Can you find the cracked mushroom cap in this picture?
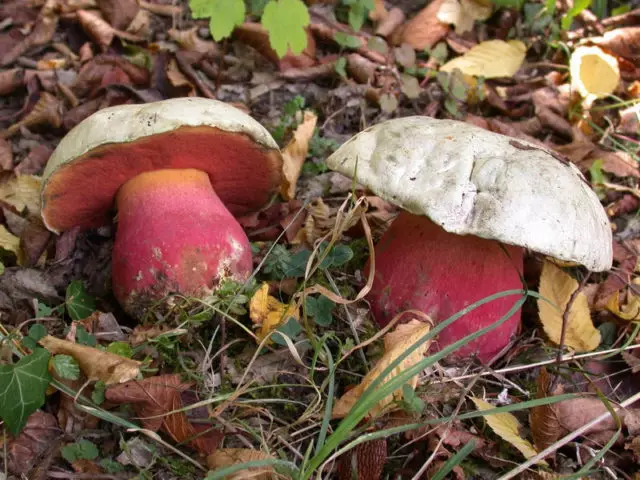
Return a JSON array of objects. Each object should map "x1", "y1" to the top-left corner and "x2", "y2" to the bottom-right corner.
[
  {"x1": 326, "y1": 116, "x2": 612, "y2": 272},
  {"x1": 41, "y1": 97, "x2": 283, "y2": 233}
]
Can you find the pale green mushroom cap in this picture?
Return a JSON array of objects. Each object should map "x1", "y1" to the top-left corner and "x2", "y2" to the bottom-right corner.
[{"x1": 326, "y1": 116, "x2": 612, "y2": 272}]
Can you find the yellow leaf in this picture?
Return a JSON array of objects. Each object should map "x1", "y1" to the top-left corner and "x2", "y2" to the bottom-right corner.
[
  {"x1": 437, "y1": 0, "x2": 492, "y2": 34},
  {"x1": 280, "y1": 111, "x2": 318, "y2": 201},
  {"x1": 606, "y1": 278, "x2": 640, "y2": 321},
  {"x1": 440, "y1": 40, "x2": 526, "y2": 78},
  {"x1": 39, "y1": 335, "x2": 141, "y2": 385},
  {"x1": 332, "y1": 319, "x2": 432, "y2": 419},
  {"x1": 537, "y1": 261, "x2": 601, "y2": 352},
  {"x1": 249, "y1": 283, "x2": 299, "y2": 343},
  {"x1": 0, "y1": 225, "x2": 22, "y2": 264},
  {"x1": 471, "y1": 397, "x2": 544, "y2": 462},
  {"x1": 570, "y1": 46, "x2": 620, "y2": 102},
  {"x1": 207, "y1": 448, "x2": 276, "y2": 480},
  {"x1": 0, "y1": 174, "x2": 42, "y2": 215}
]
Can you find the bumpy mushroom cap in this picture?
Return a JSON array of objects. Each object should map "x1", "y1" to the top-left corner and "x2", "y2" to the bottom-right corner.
[
  {"x1": 41, "y1": 97, "x2": 283, "y2": 233},
  {"x1": 327, "y1": 116, "x2": 612, "y2": 271}
]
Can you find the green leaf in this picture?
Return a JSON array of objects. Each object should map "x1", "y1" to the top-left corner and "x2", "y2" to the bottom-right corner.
[
  {"x1": 92, "y1": 381, "x2": 106, "y2": 405},
  {"x1": 0, "y1": 348, "x2": 51, "y2": 435},
  {"x1": 335, "y1": 56, "x2": 347, "y2": 78},
  {"x1": 261, "y1": 0, "x2": 310, "y2": 57},
  {"x1": 319, "y1": 244, "x2": 354, "y2": 269},
  {"x1": 100, "y1": 458, "x2": 125, "y2": 473},
  {"x1": 52, "y1": 354, "x2": 80, "y2": 380},
  {"x1": 348, "y1": 1, "x2": 368, "y2": 31},
  {"x1": 106, "y1": 341, "x2": 133, "y2": 358},
  {"x1": 61, "y1": 439, "x2": 99, "y2": 463},
  {"x1": 333, "y1": 32, "x2": 362, "y2": 49},
  {"x1": 272, "y1": 317, "x2": 302, "y2": 345},
  {"x1": 76, "y1": 325, "x2": 97, "y2": 347},
  {"x1": 28, "y1": 324, "x2": 47, "y2": 341},
  {"x1": 65, "y1": 280, "x2": 95, "y2": 321},
  {"x1": 190, "y1": 0, "x2": 245, "y2": 41},
  {"x1": 305, "y1": 295, "x2": 335, "y2": 326},
  {"x1": 561, "y1": 0, "x2": 591, "y2": 30}
]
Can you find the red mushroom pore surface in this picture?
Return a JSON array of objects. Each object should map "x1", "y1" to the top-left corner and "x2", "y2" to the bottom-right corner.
[
  {"x1": 366, "y1": 212, "x2": 524, "y2": 362},
  {"x1": 112, "y1": 168, "x2": 252, "y2": 318}
]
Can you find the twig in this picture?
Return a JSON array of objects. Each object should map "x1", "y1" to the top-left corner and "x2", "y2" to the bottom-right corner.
[{"x1": 174, "y1": 52, "x2": 215, "y2": 98}]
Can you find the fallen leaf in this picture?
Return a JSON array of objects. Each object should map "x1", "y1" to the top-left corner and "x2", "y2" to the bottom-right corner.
[
  {"x1": 249, "y1": 283, "x2": 300, "y2": 342},
  {"x1": 7, "y1": 410, "x2": 61, "y2": 476},
  {"x1": 0, "y1": 68, "x2": 25, "y2": 96},
  {"x1": 39, "y1": 335, "x2": 141, "y2": 385},
  {"x1": 168, "y1": 27, "x2": 217, "y2": 55},
  {"x1": 369, "y1": 0, "x2": 388, "y2": 21},
  {"x1": 570, "y1": 45, "x2": 620, "y2": 102},
  {"x1": 97, "y1": 0, "x2": 139, "y2": 30},
  {"x1": 0, "y1": 6, "x2": 58, "y2": 67},
  {"x1": 606, "y1": 278, "x2": 640, "y2": 321},
  {"x1": 618, "y1": 103, "x2": 639, "y2": 136},
  {"x1": 440, "y1": 40, "x2": 526, "y2": 78},
  {"x1": 589, "y1": 26, "x2": 640, "y2": 62},
  {"x1": 530, "y1": 368, "x2": 562, "y2": 455},
  {"x1": 76, "y1": 9, "x2": 115, "y2": 49},
  {"x1": 537, "y1": 260, "x2": 601, "y2": 352},
  {"x1": 0, "y1": 174, "x2": 42, "y2": 216},
  {"x1": 1, "y1": 92, "x2": 63, "y2": 139},
  {"x1": 401, "y1": 0, "x2": 449, "y2": 50},
  {"x1": 0, "y1": 138, "x2": 13, "y2": 170},
  {"x1": 106, "y1": 374, "x2": 223, "y2": 454},
  {"x1": 332, "y1": 319, "x2": 432, "y2": 419},
  {"x1": 437, "y1": 0, "x2": 492, "y2": 34},
  {"x1": 207, "y1": 448, "x2": 276, "y2": 479},
  {"x1": 337, "y1": 439, "x2": 387, "y2": 480},
  {"x1": 15, "y1": 145, "x2": 52, "y2": 175},
  {"x1": 471, "y1": 397, "x2": 542, "y2": 462},
  {"x1": 0, "y1": 225, "x2": 21, "y2": 263},
  {"x1": 280, "y1": 111, "x2": 318, "y2": 200}
]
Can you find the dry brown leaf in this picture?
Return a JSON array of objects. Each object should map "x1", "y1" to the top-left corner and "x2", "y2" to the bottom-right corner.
[
  {"x1": 15, "y1": 145, "x2": 52, "y2": 175},
  {"x1": 440, "y1": 40, "x2": 526, "y2": 78},
  {"x1": 77, "y1": 9, "x2": 114, "y2": 49},
  {"x1": 369, "y1": 0, "x2": 388, "y2": 21},
  {"x1": 96, "y1": 0, "x2": 139, "y2": 30},
  {"x1": 332, "y1": 319, "x2": 432, "y2": 419},
  {"x1": 337, "y1": 439, "x2": 387, "y2": 480},
  {"x1": 0, "y1": 68, "x2": 25, "y2": 96},
  {"x1": 7, "y1": 410, "x2": 61, "y2": 476},
  {"x1": 249, "y1": 283, "x2": 300, "y2": 342},
  {"x1": 530, "y1": 368, "x2": 562, "y2": 455},
  {"x1": 39, "y1": 335, "x2": 141, "y2": 385},
  {"x1": 589, "y1": 26, "x2": 640, "y2": 62},
  {"x1": 0, "y1": 6, "x2": 58, "y2": 67},
  {"x1": 168, "y1": 27, "x2": 217, "y2": 55},
  {"x1": 2, "y1": 92, "x2": 63, "y2": 139},
  {"x1": 537, "y1": 260, "x2": 601, "y2": 352},
  {"x1": 280, "y1": 110, "x2": 318, "y2": 200},
  {"x1": 207, "y1": 448, "x2": 276, "y2": 479},
  {"x1": 0, "y1": 138, "x2": 13, "y2": 171},
  {"x1": 401, "y1": 0, "x2": 449, "y2": 50},
  {"x1": 106, "y1": 374, "x2": 223, "y2": 454},
  {"x1": 437, "y1": 0, "x2": 492, "y2": 34},
  {"x1": 472, "y1": 397, "x2": 543, "y2": 462},
  {"x1": 0, "y1": 174, "x2": 42, "y2": 216},
  {"x1": 570, "y1": 45, "x2": 620, "y2": 102},
  {"x1": 618, "y1": 103, "x2": 639, "y2": 136},
  {"x1": 606, "y1": 278, "x2": 640, "y2": 321},
  {"x1": 375, "y1": 8, "x2": 405, "y2": 37}
]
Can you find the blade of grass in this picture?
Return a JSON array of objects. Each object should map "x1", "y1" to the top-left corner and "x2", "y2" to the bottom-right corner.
[{"x1": 431, "y1": 439, "x2": 476, "y2": 480}]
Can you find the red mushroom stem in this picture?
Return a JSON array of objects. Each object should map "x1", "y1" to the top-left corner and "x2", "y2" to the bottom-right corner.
[
  {"x1": 366, "y1": 211, "x2": 524, "y2": 362},
  {"x1": 112, "y1": 168, "x2": 253, "y2": 317}
]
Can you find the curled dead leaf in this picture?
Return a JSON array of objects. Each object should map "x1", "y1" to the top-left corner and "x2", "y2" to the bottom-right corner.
[
  {"x1": 437, "y1": 0, "x2": 492, "y2": 34},
  {"x1": 39, "y1": 335, "x2": 141, "y2": 384},
  {"x1": 249, "y1": 283, "x2": 300, "y2": 342},
  {"x1": 77, "y1": 9, "x2": 115, "y2": 49},
  {"x1": 401, "y1": 0, "x2": 449, "y2": 50},
  {"x1": 0, "y1": 174, "x2": 42, "y2": 216},
  {"x1": 606, "y1": 277, "x2": 640, "y2": 321},
  {"x1": 280, "y1": 111, "x2": 318, "y2": 200},
  {"x1": 96, "y1": 0, "x2": 139, "y2": 30},
  {"x1": 207, "y1": 448, "x2": 277, "y2": 479},
  {"x1": 589, "y1": 27, "x2": 640, "y2": 62},
  {"x1": 537, "y1": 260, "x2": 601, "y2": 352},
  {"x1": 332, "y1": 319, "x2": 432, "y2": 419},
  {"x1": 2, "y1": 92, "x2": 63, "y2": 139},
  {"x1": 168, "y1": 27, "x2": 217, "y2": 55}
]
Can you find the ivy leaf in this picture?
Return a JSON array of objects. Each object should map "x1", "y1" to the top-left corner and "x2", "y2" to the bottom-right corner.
[
  {"x1": 0, "y1": 348, "x2": 51, "y2": 435},
  {"x1": 65, "y1": 280, "x2": 95, "y2": 321},
  {"x1": 305, "y1": 295, "x2": 335, "y2": 326},
  {"x1": 262, "y1": 0, "x2": 310, "y2": 57},
  {"x1": 189, "y1": 0, "x2": 245, "y2": 41}
]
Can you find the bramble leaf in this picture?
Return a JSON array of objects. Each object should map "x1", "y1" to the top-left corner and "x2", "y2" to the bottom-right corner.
[
  {"x1": 0, "y1": 348, "x2": 51, "y2": 435},
  {"x1": 190, "y1": 0, "x2": 245, "y2": 41},
  {"x1": 261, "y1": 0, "x2": 310, "y2": 57}
]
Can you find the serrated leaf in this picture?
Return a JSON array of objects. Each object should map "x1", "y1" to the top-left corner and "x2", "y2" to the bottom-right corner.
[
  {"x1": 471, "y1": 397, "x2": 543, "y2": 462},
  {"x1": 440, "y1": 39, "x2": 526, "y2": 78},
  {"x1": 537, "y1": 260, "x2": 601, "y2": 352},
  {"x1": 65, "y1": 280, "x2": 96, "y2": 321},
  {"x1": 61, "y1": 439, "x2": 99, "y2": 463},
  {"x1": 52, "y1": 354, "x2": 80, "y2": 380},
  {"x1": 332, "y1": 320, "x2": 432, "y2": 419},
  {"x1": 190, "y1": 0, "x2": 245, "y2": 41},
  {"x1": 261, "y1": 0, "x2": 310, "y2": 57},
  {"x1": 0, "y1": 348, "x2": 51, "y2": 435}
]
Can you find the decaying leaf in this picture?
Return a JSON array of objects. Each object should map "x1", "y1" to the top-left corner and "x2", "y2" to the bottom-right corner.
[
  {"x1": 437, "y1": 0, "x2": 492, "y2": 34},
  {"x1": 76, "y1": 9, "x2": 115, "y2": 49},
  {"x1": 97, "y1": 0, "x2": 139, "y2": 30},
  {"x1": 570, "y1": 45, "x2": 620, "y2": 102},
  {"x1": 401, "y1": 0, "x2": 449, "y2": 50},
  {"x1": 537, "y1": 260, "x2": 601, "y2": 352},
  {"x1": 589, "y1": 26, "x2": 640, "y2": 62},
  {"x1": 249, "y1": 283, "x2": 300, "y2": 342},
  {"x1": 168, "y1": 27, "x2": 217, "y2": 55},
  {"x1": 0, "y1": 225, "x2": 22, "y2": 263},
  {"x1": 0, "y1": 138, "x2": 13, "y2": 171},
  {"x1": 280, "y1": 111, "x2": 318, "y2": 200},
  {"x1": 2, "y1": 92, "x2": 63, "y2": 139},
  {"x1": 39, "y1": 335, "x2": 141, "y2": 385},
  {"x1": 471, "y1": 397, "x2": 542, "y2": 462},
  {"x1": 440, "y1": 40, "x2": 526, "y2": 78},
  {"x1": 0, "y1": 174, "x2": 42, "y2": 216},
  {"x1": 106, "y1": 374, "x2": 223, "y2": 455},
  {"x1": 606, "y1": 277, "x2": 640, "y2": 321},
  {"x1": 332, "y1": 319, "x2": 432, "y2": 419},
  {"x1": 7, "y1": 410, "x2": 60, "y2": 476},
  {"x1": 530, "y1": 368, "x2": 562, "y2": 455},
  {"x1": 207, "y1": 448, "x2": 276, "y2": 479}
]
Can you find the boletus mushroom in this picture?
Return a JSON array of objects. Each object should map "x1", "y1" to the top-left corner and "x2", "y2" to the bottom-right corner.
[
  {"x1": 326, "y1": 116, "x2": 612, "y2": 362},
  {"x1": 41, "y1": 98, "x2": 283, "y2": 319}
]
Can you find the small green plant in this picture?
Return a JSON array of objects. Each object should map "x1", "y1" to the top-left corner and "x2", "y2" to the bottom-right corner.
[
  {"x1": 62, "y1": 439, "x2": 100, "y2": 464},
  {"x1": 190, "y1": 0, "x2": 310, "y2": 57}
]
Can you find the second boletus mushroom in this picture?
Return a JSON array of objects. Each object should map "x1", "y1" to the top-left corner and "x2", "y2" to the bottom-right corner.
[
  {"x1": 41, "y1": 98, "x2": 283, "y2": 319},
  {"x1": 327, "y1": 116, "x2": 612, "y2": 362}
]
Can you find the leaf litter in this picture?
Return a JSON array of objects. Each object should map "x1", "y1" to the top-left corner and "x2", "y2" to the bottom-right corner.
[{"x1": 0, "y1": 0, "x2": 640, "y2": 478}]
